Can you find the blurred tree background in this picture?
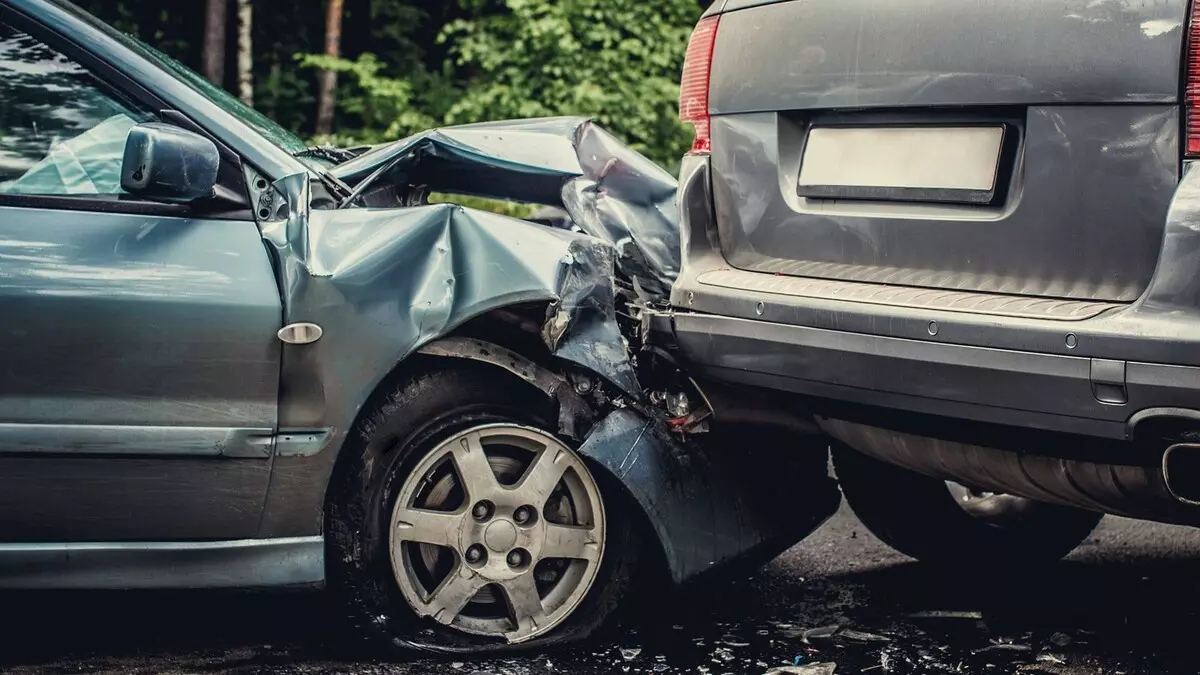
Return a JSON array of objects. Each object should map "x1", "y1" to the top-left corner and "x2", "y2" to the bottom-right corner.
[{"x1": 73, "y1": 0, "x2": 705, "y2": 170}]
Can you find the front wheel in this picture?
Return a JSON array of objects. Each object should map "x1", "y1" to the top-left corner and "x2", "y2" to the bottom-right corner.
[
  {"x1": 326, "y1": 363, "x2": 639, "y2": 654},
  {"x1": 832, "y1": 442, "x2": 1104, "y2": 566}
]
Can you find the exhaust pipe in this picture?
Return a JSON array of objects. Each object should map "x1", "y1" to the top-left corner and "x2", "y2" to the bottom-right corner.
[
  {"x1": 1163, "y1": 443, "x2": 1200, "y2": 505},
  {"x1": 819, "y1": 417, "x2": 1200, "y2": 525}
]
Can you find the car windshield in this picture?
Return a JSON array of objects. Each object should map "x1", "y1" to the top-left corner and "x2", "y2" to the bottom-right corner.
[
  {"x1": 136, "y1": 42, "x2": 310, "y2": 156},
  {"x1": 52, "y1": 0, "x2": 309, "y2": 156}
]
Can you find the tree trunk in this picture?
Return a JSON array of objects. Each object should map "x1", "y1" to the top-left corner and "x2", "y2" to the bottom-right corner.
[
  {"x1": 236, "y1": 0, "x2": 254, "y2": 107},
  {"x1": 315, "y1": 0, "x2": 344, "y2": 136},
  {"x1": 202, "y1": 0, "x2": 227, "y2": 86}
]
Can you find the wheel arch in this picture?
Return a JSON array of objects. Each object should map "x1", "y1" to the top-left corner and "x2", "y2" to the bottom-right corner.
[{"x1": 320, "y1": 304, "x2": 672, "y2": 584}]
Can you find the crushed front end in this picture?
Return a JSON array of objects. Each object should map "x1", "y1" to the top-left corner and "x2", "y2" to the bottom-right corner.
[{"x1": 262, "y1": 117, "x2": 839, "y2": 594}]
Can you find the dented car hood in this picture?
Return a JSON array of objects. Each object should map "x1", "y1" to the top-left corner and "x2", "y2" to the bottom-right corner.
[{"x1": 328, "y1": 116, "x2": 681, "y2": 300}]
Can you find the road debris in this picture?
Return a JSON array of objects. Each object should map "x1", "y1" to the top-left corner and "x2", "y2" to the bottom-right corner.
[
  {"x1": 722, "y1": 634, "x2": 752, "y2": 647},
  {"x1": 801, "y1": 625, "x2": 841, "y2": 643},
  {"x1": 838, "y1": 629, "x2": 891, "y2": 643},
  {"x1": 620, "y1": 648, "x2": 642, "y2": 661},
  {"x1": 973, "y1": 640, "x2": 1033, "y2": 654},
  {"x1": 905, "y1": 610, "x2": 985, "y2": 620},
  {"x1": 1036, "y1": 653, "x2": 1067, "y2": 665},
  {"x1": 1048, "y1": 632, "x2": 1073, "y2": 647},
  {"x1": 798, "y1": 625, "x2": 891, "y2": 644},
  {"x1": 764, "y1": 663, "x2": 837, "y2": 675}
]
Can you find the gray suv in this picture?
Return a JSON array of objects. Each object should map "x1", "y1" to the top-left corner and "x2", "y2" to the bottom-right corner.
[{"x1": 671, "y1": 0, "x2": 1200, "y2": 564}]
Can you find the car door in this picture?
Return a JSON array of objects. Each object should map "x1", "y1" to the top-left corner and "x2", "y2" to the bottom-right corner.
[{"x1": 0, "y1": 18, "x2": 282, "y2": 542}]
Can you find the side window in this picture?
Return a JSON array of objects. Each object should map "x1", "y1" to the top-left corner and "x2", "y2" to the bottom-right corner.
[{"x1": 0, "y1": 22, "x2": 152, "y2": 196}]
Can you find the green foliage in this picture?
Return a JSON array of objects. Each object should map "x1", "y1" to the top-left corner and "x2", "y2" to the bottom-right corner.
[
  {"x1": 74, "y1": 0, "x2": 704, "y2": 174},
  {"x1": 428, "y1": 192, "x2": 537, "y2": 219},
  {"x1": 441, "y1": 0, "x2": 701, "y2": 170},
  {"x1": 297, "y1": 53, "x2": 439, "y2": 145}
]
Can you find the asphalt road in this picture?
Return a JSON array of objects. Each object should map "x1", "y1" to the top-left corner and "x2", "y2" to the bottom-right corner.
[{"x1": 4, "y1": 503, "x2": 1200, "y2": 675}]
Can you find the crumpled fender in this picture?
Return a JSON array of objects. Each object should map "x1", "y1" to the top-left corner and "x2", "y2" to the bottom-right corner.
[
  {"x1": 256, "y1": 168, "x2": 645, "y2": 536},
  {"x1": 330, "y1": 117, "x2": 680, "y2": 300},
  {"x1": 576, "y1": 409, "x2": 839, "y2": 584},
  {"x1": 414, "y1": 337, "x2": 842, "y2": 585},
  {"x1": 261, "y1": 171, "x2": 641, "y2": 430}
]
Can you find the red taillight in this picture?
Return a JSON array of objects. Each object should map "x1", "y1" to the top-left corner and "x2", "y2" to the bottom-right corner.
[
  {"x1": 680, "y1": 16, "x2": 720, "y2": 154},
  {"x1": 1188, "y1": 2, "x2": 1200, "y2": 156}
]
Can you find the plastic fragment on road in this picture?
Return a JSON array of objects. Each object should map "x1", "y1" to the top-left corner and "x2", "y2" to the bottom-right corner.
[
  {"x1": 1049, "y1": 632, "x2": 1073, "y2": 647},
  {"x1": 904, "y1": 610, "x2": 984, "y2": 620},
  {"x1": 973, "y1": 641, "x2": 1033, "y2": 654},
  {"x1": 722, "y1": 633, "x2": 751, "y2": 647},
  {"x1": 838, "y1": 629, "x2": 892, "y2": 643},
  {"x1": 764, "y1": 663, "x2": 837, "y2": 675},
  {"x1": 801, "y1": 625, "x2": 841, "y2": 643},
  {"x1": 799, "y1": 624, "x2": 891, "y2": 644}
]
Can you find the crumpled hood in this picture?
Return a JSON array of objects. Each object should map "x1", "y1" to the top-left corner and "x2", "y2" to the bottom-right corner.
[{"x1": 329, "y1": 117, "x2": 681, "y2": 301}]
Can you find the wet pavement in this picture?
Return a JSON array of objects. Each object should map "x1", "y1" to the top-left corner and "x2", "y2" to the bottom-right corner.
[{"x1": 4, "y1": 503, "x2": 1200, "y2": 674}]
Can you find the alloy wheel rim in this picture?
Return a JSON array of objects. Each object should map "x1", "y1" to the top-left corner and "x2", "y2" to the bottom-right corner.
[{"x1": 389, "y1": 424, "x2": 606, "y2": 643}]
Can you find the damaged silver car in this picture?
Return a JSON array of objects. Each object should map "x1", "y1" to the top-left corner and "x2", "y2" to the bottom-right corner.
[{"x1": 0, "y1": 0, "x2": 840, "y2": 654}]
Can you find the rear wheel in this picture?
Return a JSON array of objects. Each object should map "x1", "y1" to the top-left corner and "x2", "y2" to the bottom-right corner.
[
  {"x1": 832, "y1": 442, "x2": 1103, "y2": 566},
  {"x1": 326, "y1": 363, "x2": 638, "y2": 654}
]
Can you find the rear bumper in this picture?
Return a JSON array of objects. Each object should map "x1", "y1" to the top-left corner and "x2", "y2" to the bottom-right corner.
[
  {"x1": 675, "y1": 311, "x2": 1200, "y2": 441},
  {"x1": 671, "y1": 154, "x2": 1200, "y2": 443}
]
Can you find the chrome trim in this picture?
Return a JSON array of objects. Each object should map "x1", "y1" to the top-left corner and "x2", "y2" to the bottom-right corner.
[
  {"x1": 697, "y1": 268, "x2": 1121, "y2": 321},
  {"x1": 0, "y1": 537, "x2": 324, "y2": 589},
  {"x1": 275, "y1": 428, "x2": 335, "y2": 457},
  {"x1": 0, "y1": 424, "x2": 274, "y2": 458},
  {"x1": 278, "y1": 323, "x2": 324, "y2": 345}
]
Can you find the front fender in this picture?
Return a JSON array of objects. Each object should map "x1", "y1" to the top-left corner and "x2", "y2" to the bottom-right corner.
[
  {"x1": 255, "y1": 174, "x2": 641, "y2": 537},
  {"x1": 576, "y1": 409, "x2": 840, "y2": 584},
  {"x1": 417, "y1": 337, "x2": 841, "y2": 585}
]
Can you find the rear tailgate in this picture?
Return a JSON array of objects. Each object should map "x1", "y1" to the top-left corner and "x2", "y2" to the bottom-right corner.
[{"x1": 706, "y1": 0, "x2": 1187, "y2": 303}]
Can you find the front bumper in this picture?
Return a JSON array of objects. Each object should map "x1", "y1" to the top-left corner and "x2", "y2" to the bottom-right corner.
[{"x1": 671, "y1": 154, "x2": 1200, "y2": 445}]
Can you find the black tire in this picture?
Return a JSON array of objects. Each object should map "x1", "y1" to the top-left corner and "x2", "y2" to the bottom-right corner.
[
  {"x1": 325, "y1": 361, "x2": 639, "y2": 655},
  {"x1": 832, "y1": 442, "x2": 1103, "y2": 566}
]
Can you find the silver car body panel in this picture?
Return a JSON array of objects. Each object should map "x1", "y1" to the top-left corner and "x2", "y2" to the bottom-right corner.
[
  {"x1": 709, "y1": 0, "x2": 1186, "y2": 112},
  {"x1": 708, "y1": 107, "x2": 1179, "y2": 303},
  {"x1": 701, "y1": 0, "x2": 1187, "y2": 303},
  {"x1": 0, "y1": 537, "x2": 323, "y2": 589}
]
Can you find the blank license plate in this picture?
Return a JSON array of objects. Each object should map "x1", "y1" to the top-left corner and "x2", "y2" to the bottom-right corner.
[{"x1": 797, "y1": 126, "x2": 1006, "y2": 205}]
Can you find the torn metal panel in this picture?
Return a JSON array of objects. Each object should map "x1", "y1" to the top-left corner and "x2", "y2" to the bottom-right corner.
[
  {"x1": 417, "y1": 337, "x2": 567, "y2": 398},
  {"x1": 264, "y1": 173, "x2": 641, "y2": 406},
  {"x1": 416, "y1": 337, "x2": 601, "y2": 440},
  {"x1": 256, "y1": 170, "x2": 645, "y2": 535},
  {"x1": 576, "y1": 409, "x2": 841, "y2": 584},
  {"x1": 330, "y1": 117, "x2": 681, "y2": 301}
]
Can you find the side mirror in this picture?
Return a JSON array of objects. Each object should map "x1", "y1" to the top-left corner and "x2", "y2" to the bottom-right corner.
[{"x1": 121, "y1": 122, "x2": 219, "y2": 203}]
